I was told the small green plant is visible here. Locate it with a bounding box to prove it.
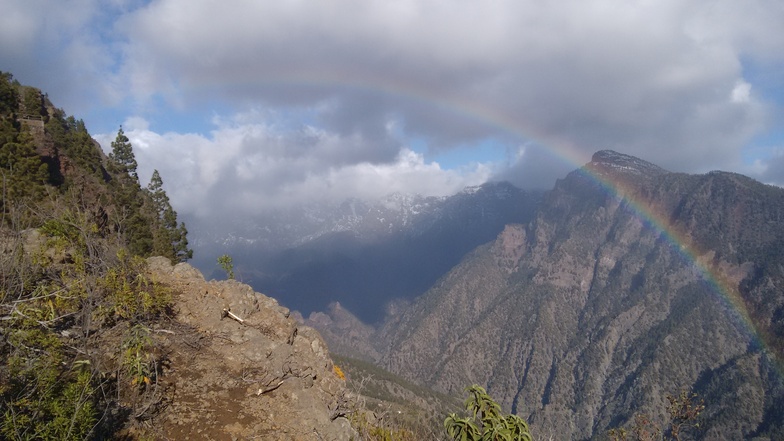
[444,385,533,441]
[99,249,172,322]
[217,254,234,279]
[122,324,154,390]
[2,327,97,441]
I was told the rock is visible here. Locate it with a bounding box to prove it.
[143,257,357,440]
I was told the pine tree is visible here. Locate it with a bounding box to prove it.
[0,121,49,222]
[173,221,193,262]
[0,71,19,115]
[107,127,150,256]
[109,126,138,180]
[22,87,44,117]
[147,170,171,224]
[146,169,192,262]
[45,114,104,177]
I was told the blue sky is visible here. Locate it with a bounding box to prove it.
[2,0,784,220]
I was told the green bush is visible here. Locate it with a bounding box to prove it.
[99,250,172,322]
[122,324,155,390]
[444,385,533,441]
[1,327,97,441]
[217,254,234,279]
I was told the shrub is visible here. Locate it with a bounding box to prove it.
[98,249,171,323]
[217,254,234,279]
[1,327,97,440]
[444,385,533,441]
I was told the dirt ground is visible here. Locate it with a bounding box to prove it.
[131,257,356,440]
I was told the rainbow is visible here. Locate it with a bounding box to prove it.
[578,162,783,370]
[218,74,782,370]
[212,69,593,163]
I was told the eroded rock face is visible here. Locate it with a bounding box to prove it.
[145,257,355,440]
[378,153,784,440]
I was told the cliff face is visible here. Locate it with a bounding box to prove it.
[378,151,784,440]
[142,257,355,440]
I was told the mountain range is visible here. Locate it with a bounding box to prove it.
[189,182,542,323]
[6,71,783,439]
[302,150,784,439]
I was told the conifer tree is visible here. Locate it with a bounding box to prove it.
[108,127,150,256]
[0,71,19,115]
[147,170,171,220]
[109,126,138,180]
[22,87,44,117]
[146,169,192,262]
[173,221,193,262]
[0,121,49,222]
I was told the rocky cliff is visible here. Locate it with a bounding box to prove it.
[140,257,356,440]
[378,151,784,440]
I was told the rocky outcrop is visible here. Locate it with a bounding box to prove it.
[143,257,355,440]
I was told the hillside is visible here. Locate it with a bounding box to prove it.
[374,151,784,439]
[0,72,378,440]
[138,257,356,439]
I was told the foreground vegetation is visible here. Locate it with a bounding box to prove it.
[0,71,190,439]
[333,354,461,439]
[444,385,533,441]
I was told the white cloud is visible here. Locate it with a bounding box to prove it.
[94,113,491,218]
[0,0,126,113]
[6,0,784,220]
[122,116,150,131]
[731,81,752,103]
[750,147,784,187]
[106,0,783,174]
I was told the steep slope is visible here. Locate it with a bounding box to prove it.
[141,257,355,440]
[1,73,355,440]
[380,151,784,440]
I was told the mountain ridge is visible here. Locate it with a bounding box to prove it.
[306,150,784,439]
[192,181,543,323]
[189,180,535,250]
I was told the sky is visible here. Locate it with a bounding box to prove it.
[2,0,784,221]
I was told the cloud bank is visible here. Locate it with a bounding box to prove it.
[93,114,492,217]
[4,0,784,216]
